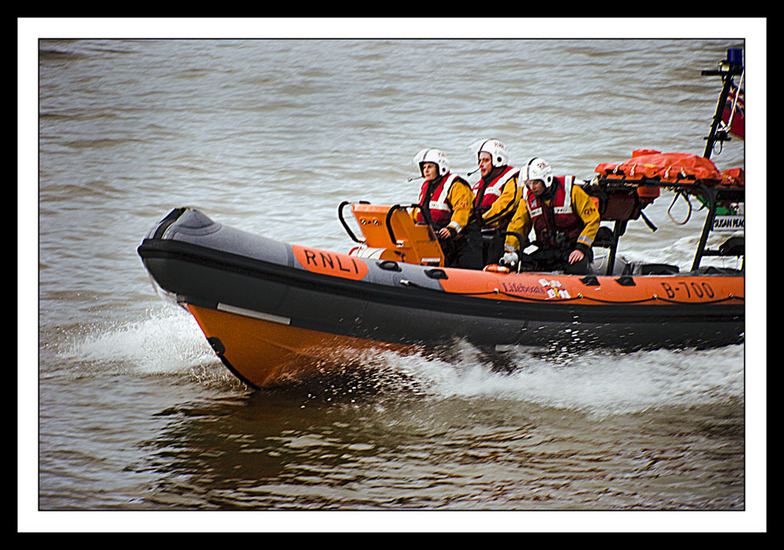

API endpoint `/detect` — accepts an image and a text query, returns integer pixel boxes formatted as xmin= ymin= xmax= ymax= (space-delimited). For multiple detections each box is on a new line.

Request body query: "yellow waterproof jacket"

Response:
xmin=480 ymin=174 xmax=520 ymax=228
xmin=504 ymin=178 xmax=600 ymax=252
xmin=411 ymin=177 xmax=476 ymax=234
xmin=473 ymin=168 xmax=521 ymax=229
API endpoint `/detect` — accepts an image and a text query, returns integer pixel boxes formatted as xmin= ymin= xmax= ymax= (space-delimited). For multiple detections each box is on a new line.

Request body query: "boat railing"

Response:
xmin=338 ymin=200 xmax=366 ymax=244
xmin=587 ymin=175 xmax=743 ymax=273
xmin=340 ymin=201 xmax=446 ymax=266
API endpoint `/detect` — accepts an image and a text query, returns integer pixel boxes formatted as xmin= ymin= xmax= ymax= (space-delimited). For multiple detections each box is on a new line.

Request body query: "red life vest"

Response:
xmin=472 ymin=166 xmax=519 ymax=227
xmin=416 ymin=173 xmax=460 ymax=227
xmin=526 ymin=176 xmax=584 ymax=248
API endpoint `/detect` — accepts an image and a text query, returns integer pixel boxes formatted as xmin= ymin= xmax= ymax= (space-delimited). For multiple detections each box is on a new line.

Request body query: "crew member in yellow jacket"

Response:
xmin=470 ymin=139 xmax=521 ymax=265
xmin=410 ymin=148 xmax=483 ymax=269
xmin=501 ymin=157 xmax=600 ymax=275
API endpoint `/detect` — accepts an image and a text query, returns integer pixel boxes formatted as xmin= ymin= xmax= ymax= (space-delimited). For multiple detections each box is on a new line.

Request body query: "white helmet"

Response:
xmin=474 ymin=139 xmax=509 ymax=168
xmin=523 ymin=157 xmax=553 ymax=188
xmin=413 ymin=148 xmax=450 ymax=177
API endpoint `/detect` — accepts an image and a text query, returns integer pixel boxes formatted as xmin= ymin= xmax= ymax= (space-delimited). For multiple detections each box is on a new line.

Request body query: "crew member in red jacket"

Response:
xmin=501 ymin=157 xmax=600 ymax=274
xmin=411 ymin=148 xmax=482 ymax=269
xmin=470 ymin=139 xmax=521 ymax=265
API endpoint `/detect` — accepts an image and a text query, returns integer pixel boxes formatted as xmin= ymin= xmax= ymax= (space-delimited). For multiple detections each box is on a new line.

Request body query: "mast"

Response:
xmin=692 ymin=47 xmax=745 ymax=271
xmin=702 ymin=47 xmax=744 ymax=160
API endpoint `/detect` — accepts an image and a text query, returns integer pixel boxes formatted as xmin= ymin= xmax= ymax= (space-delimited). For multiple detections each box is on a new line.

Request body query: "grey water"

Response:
xmin=27 ymin=34 xmax=762 ymax=531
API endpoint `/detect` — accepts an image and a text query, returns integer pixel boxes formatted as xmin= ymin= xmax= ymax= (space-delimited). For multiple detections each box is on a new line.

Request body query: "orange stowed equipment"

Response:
xmin=720 ymin=167 xmax=744 ymax=188
xmin=595 ymin=149 xmax=724 ymax=185
xmin=348 ymin=203 xmax=445 ymax=266
xmin=591 ymin=149 xmax=748 ymax=223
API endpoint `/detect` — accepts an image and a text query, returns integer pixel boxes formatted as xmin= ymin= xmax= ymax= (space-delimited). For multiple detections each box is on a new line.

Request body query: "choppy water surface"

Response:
xmin=27 ymin=32 xmax=764 ymax=531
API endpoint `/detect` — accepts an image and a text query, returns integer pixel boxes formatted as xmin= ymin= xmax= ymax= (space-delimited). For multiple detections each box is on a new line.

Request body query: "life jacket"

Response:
xmin=472 ymin=166 xmax=519 ymax=226
xmin=526 ymin=175 xmax=584 ymax=249
xmin=416 ymin=173 xmax=459 ymax=227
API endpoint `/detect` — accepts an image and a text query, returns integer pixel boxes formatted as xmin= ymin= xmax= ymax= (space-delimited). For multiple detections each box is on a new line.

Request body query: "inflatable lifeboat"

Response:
xmin=138 ymin=174 xmax=743 ymax=389
xmin=137 ymin=49 xmax=745 ymax=389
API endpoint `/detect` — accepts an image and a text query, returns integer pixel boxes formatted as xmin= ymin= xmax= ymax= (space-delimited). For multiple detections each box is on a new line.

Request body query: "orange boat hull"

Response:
xmin=138 ymin=208 xmax=744 ymax=389
xmin=187 ymin=304 xmax=413 ymax=388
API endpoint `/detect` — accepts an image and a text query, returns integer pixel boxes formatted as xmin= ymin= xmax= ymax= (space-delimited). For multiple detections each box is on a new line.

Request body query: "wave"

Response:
xmin=54 ymin=304 xmax=218 ymax=376
xmin=363 ymin=340 xmax=745 ymax=417
xmin=53 ymin=301 xmax=744 ymax=418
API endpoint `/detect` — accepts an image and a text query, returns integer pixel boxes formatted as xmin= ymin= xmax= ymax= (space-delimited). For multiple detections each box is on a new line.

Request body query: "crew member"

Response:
xmin=470 ymin=139 xmax=521 ymax=265
xmin=411 ymin=148 xmax=482 ymax=269
xmin=501 ymin=157 xmax=600 ymax=275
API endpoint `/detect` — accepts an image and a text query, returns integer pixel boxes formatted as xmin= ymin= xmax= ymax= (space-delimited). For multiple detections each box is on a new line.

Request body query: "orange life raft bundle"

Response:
xmin=597 ymin=150 xmax=727 ymax=184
